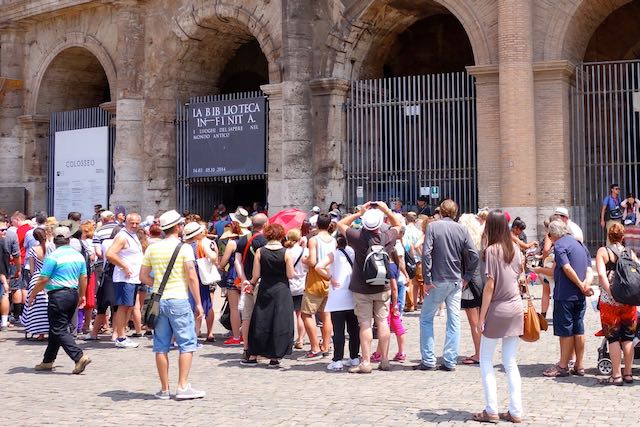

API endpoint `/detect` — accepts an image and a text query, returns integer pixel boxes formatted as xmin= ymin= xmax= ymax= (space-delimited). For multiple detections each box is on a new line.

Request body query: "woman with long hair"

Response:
xmin=21 ymin=228 xmax=54 ymax=340
xmin=244 ymin=224 xmax=295 ymax=368
xmin=218 ymin=221 xmax=243 ymax=345
xmin=284 ymin=228 xmax=308 ymax=349
xmin=473 ymin=210 xmax=523 ymax=423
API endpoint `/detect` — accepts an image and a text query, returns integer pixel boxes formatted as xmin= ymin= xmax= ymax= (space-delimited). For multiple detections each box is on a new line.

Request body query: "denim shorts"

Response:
xmin=113 ymin=281 xmax=137 ymax=307
xmin=553 ymin=299 xmax=586 ymax=337
xmin=152 ymin=298 xmax=198 ymax=354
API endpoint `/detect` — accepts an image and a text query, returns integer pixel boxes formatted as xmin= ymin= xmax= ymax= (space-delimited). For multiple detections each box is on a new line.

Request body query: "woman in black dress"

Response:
xmin=245 ymin=223 xmax=295 ymax=368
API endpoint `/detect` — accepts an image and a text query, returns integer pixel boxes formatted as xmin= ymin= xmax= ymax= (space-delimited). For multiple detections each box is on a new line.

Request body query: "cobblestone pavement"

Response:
xmin=1 ymin=286 xmax=638 ymax=426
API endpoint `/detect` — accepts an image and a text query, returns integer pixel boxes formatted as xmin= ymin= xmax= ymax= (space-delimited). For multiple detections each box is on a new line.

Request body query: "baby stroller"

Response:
xmin=595 ymin=313 xmax=640 ymax=375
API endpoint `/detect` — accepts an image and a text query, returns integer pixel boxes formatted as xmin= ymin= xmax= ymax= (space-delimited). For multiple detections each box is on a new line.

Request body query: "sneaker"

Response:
xmin=35 ymin=362 xmax=54 ymax=371
xmin=349 ymin=357 xmax=360 ymax=367
xmin=175 ymin=383 xmax=206 ymax=400
xmin=115 ymin=337 xmax=139 ymax=348
xmin=72 ymin=355 xmax=91 ymax=374
xmin=0 ymin=325 xmax=7 ymax=332
xmin=144 ymin=330 xmax=153 ymax=337
xmin=297 ymin=351 xmax=323 ymax=361
xmin=327 ymin=360 xmax=344 ymax=371
xmin=155 ymin=390 xmax=171 ymax=400
xmin=223 ymin=337 xmax=243 ymax=346
xmin=412 ymin=363 xmax=436 ymax=371
xmin=393 ymin=353 xmax=406 ymax=362
xmin=80 ymin=334 xmax=98 ymax=341
xmin=370 ymin=352 xmax=381 ymax=363
xmin=196 ymin=342 xmax=203 ymax=349
xmin=349 ymin=363 xmax=373 ymax=374
xmin=438 ymin=364 xmax=456 ymax=372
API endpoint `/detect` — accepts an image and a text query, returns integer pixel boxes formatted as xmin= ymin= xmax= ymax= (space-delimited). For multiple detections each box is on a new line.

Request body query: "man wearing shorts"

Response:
xmin=337 ymin=201 xmax=401 ymax=373
xmin=236 ymin=213 xmax=267 ymax=364
xmin=140 ymin=210 xmax=205 ymax=400
xmin=543 ymin=220 xmax=594 ymax=377
xmin=106 ymin=213 xmax=143 ymax=348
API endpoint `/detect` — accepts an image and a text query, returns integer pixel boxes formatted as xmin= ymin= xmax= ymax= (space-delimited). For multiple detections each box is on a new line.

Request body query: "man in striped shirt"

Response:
xmin=28 ymin=226 xmax=91 ymax=374
xmin=93 ymin=210 xmax=118 ymax=258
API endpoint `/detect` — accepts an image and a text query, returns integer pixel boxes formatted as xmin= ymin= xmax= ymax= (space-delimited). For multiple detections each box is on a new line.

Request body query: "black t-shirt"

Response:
xmin=235 ymin=232 xmax=267 ymax=280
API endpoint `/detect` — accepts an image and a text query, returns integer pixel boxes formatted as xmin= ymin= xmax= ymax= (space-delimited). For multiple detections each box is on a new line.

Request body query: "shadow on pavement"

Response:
xmin=417 ymin=408 xmax=474 ymax=422
xmin=99 ymin=390 xmax=155 ymax=401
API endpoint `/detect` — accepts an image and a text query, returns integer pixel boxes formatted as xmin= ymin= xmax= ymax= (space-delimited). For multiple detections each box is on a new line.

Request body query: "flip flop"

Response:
xmin=623 ymin=374 xmax=634 ymax=384
xmin=462 ymin=357 xmax=480 ymax=365
xmin=598 ymin=376 xmax=623 ymax=386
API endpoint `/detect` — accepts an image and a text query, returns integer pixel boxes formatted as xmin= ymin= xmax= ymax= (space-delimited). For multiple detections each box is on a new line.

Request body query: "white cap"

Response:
xmin=311 ymin=206 xmax=320 ymax=214
xmin=362 ymin=209 xmax=384 ymax=231
xmin=554 ymin=207 xmax=569 ymax=218
xmin=53 ymin=226 xmax=71 ymax=239
xmin=100 ymin=210 xmax=114 ymax=219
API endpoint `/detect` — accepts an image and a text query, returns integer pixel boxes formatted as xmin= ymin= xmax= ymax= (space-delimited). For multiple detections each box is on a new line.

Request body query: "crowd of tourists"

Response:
xmin=0 ymin=193 xmax=639 ymax=422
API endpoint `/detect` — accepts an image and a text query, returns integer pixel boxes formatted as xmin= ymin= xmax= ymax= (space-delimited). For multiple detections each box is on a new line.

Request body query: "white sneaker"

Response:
xmin=115 ymin=338 xmax=139 ymax=348
xmin=326 ymin=360 xmax=343 ymax=371
xmin=155 ymin=390 xmax=171 ymax=400
xmin=175 ymin=383 xmax=206 ymax=400
xmin=349 ymin=357 xmax=360 ymax=367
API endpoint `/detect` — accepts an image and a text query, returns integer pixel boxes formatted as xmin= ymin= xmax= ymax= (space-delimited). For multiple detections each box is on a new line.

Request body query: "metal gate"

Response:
xmin=345 ymin=72 xmax=477 ymax=212
xmin=48 ymin=107 xmax=115 ymax=214
xmin=175 ymin=91 xmax=265 ymax=218
xmin=571 ymin=60 xmax=640 ymax=250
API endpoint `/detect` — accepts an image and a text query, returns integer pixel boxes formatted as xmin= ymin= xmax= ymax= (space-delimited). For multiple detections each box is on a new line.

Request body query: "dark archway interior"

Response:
xmin=584 ymin=0 xmax=640 ymax=61
xmin=37 ymin=47 xmax=110 ymax=114
xmin=383 ymin=14 xmax=475 ymax=77
xmin=219 ymin=40 xmax=269 ymax=94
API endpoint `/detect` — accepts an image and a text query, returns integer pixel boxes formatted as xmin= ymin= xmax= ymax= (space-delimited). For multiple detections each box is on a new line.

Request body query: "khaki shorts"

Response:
xmin=241 ymin=284 xmax=259 ymax=321
xmin=353 ymin=290 xmax=391 ymax=325
xmin=300 ymin=292 xmax=327 ymax=315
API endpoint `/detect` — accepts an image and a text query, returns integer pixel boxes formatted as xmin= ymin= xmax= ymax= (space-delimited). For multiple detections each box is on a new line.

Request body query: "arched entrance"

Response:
xmin=33 ymin=46 xmax=114 ymax=219
xmin=174 ymin=24 xmax=271 ymax=218
xmin=345 ymin=5 xmax=477 ymax=212
xmin=571 ymin=0 xmax=640 ymax=248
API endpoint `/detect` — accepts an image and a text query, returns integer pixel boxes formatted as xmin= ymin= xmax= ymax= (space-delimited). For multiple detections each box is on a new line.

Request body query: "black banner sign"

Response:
xmin=187 ymin=97 xmax=266 ymax=177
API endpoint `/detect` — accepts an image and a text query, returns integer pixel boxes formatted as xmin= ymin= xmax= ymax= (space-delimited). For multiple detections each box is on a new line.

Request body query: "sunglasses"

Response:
xmin=0 ymin=229 xmax=6 ymax=232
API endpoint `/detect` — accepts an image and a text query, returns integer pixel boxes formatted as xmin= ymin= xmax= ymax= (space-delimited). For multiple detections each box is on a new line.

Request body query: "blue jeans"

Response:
xmin=397 ymin=278 xmax=406 ymax=315
xmin=152 ymin=299 xmax=198 ymax=354
xmin=419 ymin=281 xmax=462 ymax=368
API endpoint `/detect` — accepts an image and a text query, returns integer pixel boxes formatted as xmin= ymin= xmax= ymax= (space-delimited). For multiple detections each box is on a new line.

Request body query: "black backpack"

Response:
xmin=611 ymin=248 xmax=640 ymax=306
xmin=363 ymin=233 xmax=391 ymax=286
xmin=404 ymin=247 xmax=417 ymax=279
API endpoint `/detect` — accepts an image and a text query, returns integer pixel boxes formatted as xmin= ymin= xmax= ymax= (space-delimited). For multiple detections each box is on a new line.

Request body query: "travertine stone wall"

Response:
xmin=0 ymin=0 xmax=637 ymax=235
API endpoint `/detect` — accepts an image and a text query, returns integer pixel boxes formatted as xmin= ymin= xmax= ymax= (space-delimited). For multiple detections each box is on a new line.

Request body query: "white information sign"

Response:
xmin=53 ymin=127 xmax=109 ymax=221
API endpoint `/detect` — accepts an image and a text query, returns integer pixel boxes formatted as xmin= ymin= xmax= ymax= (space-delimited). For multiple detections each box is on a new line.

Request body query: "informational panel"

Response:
xmin=53 ymin=126 xmax=109 ymax=221
xmin=187 ymin=96 xmax=266 ymax=178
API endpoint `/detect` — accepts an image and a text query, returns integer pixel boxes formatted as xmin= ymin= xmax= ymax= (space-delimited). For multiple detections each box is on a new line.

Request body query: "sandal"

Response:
xmin=569 ymin=367 xmax=585 ymax=376
xmin=462 ymin=356 xmax=480 ymax=365
xmin=499 ymin=412 xmax=522 ymax=423
xmin=623 ymin=374 xmax=634 ymax=384
xmin=598 ymin=376 xmax=623 ymax=386
xmin=543 ymin=364 xmax=570 ymax=377
xmin=472 ymin=410 xmax=499 ymax=423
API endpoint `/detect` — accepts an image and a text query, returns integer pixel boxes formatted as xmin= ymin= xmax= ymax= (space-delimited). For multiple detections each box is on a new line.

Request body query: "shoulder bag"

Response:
xmin=196 ymin=240 xmax=221 ymax=287
xmin=520 ymin=280 xmax=544 ymax=342
xmin=143 ymin=243 xmax=184 ymax=328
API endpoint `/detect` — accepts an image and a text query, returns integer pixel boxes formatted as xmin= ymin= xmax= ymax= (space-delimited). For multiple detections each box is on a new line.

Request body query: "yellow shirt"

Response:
xmin=141 ymin=238 xmax=195 ymax=300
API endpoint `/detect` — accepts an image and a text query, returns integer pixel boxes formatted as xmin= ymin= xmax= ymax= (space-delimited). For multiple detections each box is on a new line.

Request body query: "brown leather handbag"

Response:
xmin=520 ymin=281 xmax=542 ymax=342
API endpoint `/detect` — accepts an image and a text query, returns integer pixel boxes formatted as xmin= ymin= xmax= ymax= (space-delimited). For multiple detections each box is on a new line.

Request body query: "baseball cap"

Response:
xmin=311 ymin=206 xmax=320 ymax=214
xmin=53 ymin=226 xmax=71 ymax=239
xmin=362 ymin=209 xmax=384 ymax=231
xmin=554 ymin=207 xmax=569 ymax=218
xmin=100 ymin=210 xmax=114 ymax=219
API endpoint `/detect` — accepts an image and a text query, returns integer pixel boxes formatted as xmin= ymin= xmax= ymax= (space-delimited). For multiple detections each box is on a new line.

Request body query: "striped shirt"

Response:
xmin=93 ymin=222 xmax=119 ymax=247
xmin=40 ymin=245 xmax=87 ymax=292
xmin=141 ymin=237 xmax=195 ymax=300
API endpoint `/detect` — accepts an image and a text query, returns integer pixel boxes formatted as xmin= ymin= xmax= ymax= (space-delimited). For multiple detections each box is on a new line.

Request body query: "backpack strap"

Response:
xmin=242 ymin=232 xmax=261 ymax=263
xmin=293 ymin=248 xmax=304 ymax=268
xmin=339 ymin=248 xmax=353 ymax=267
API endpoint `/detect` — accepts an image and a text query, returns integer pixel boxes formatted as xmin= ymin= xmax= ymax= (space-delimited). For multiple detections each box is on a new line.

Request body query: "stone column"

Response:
xmin=261 ymin=83 xmax=285 ymax=212
xmin=17 ymin=114 xmax=49 ymax=213
xmin=0 ymin=24 xmax=28 ymax=207
xmin=278 ymin=0 xmax=314 ymax=211
xmin=110 ymin=0 xmax=146 ymax=214
xmin=466 ymin=65 xmax=500 ymax=209
xmin=498 ymin=0 xmax=538 ymax=238
xmin=309 ymin=78 xmax=350 ymax=208
xmin=533 ymin=60 xmax=575 ymax=225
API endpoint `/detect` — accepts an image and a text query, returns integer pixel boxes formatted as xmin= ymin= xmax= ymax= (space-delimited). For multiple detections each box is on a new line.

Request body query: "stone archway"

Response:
xmin=327 ymin=0 xmax=491 ymax=81
xmin=28 ymin=33 xmax=116 ymax=116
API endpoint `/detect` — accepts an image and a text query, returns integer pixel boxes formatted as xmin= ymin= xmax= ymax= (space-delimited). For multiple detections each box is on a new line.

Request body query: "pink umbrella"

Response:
xmin=269 ymin=208 xmax=308 ymax=232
